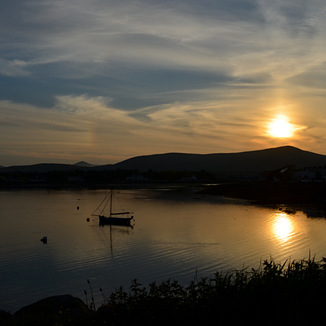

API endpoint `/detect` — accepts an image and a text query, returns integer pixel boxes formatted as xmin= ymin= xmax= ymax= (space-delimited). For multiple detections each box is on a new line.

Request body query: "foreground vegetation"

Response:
xmin=98 ymin=257 xmax=326 ymax=325
xmin=4 ymin=256 xmax=326 ymax=325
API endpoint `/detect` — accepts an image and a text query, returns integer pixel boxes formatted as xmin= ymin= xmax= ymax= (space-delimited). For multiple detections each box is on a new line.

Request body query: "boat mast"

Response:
xmin=110 ymin=190 xmax=113 ymax=217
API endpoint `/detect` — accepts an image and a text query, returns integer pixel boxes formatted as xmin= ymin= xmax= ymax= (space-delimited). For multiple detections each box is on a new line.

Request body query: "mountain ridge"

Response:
xmin=74 ymin=161 xmax=97 ymax=168
xmin=1 ymin=146 xmax=326 ymax=177
xmin=112 ymin=146 xmax=326 ymax=177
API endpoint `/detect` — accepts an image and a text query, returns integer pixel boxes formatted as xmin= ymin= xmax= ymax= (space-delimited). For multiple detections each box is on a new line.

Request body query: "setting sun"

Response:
xmin=267 ymin=116 xmax=294 ymax=138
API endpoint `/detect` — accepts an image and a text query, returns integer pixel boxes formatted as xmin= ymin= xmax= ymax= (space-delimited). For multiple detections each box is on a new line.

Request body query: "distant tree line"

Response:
xmin=0 ymin=168 xmax=216 ymax=188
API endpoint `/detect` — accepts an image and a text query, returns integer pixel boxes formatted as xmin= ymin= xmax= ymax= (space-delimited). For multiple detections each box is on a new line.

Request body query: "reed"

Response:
xmin=7 ymin=256 xmax=326 ymax=325
xmin=86 ymin=279 xmax=96 ymax=311
xmin=97 ymin=256 xmax=326 ymax=325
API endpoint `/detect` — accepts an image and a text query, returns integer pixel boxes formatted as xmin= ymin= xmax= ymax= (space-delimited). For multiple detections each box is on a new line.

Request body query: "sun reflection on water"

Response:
xmin=272 ymin=212 xmax=294 ymax=244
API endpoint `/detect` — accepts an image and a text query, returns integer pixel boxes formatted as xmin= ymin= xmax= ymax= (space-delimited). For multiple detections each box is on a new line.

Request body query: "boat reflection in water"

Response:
xmin=3 ymin=189 xmax=326 ymax=313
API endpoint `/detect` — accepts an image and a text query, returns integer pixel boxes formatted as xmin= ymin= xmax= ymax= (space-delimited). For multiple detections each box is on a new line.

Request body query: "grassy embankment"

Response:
xmin=4 ymin=256 xmax=326 ymax=325
xmin=95 ymin=256 xmax=326 ymax=325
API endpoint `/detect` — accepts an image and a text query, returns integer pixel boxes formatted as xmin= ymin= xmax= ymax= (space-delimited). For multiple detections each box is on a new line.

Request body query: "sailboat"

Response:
xmin=92 ymin=190 xmax=134 ymax=227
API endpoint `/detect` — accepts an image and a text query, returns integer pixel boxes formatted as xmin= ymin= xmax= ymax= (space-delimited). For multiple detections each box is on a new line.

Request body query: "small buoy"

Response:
xmin=40 ymin=236 xmax=47 ymax=244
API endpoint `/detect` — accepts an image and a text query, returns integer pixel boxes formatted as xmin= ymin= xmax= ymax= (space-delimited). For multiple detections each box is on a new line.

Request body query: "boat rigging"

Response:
xmin=91 ymin=190 xmax=135 ymax=227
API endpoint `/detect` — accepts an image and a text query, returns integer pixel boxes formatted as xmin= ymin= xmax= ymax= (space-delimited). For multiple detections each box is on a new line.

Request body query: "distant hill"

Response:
xmin=0 ymin=163 xmax=88 ymax=173
xmin=74 ymin=161 xmax=96 ymax=167
xmin=111 ymin=146 xmax=326 ymax=177
xmin=1 ymin=146 xmax=326 ymax=177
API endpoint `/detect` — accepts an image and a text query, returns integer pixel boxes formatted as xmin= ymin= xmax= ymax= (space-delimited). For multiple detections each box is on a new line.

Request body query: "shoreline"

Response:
xmin=199 ymin=181 xmax=326 ymax=209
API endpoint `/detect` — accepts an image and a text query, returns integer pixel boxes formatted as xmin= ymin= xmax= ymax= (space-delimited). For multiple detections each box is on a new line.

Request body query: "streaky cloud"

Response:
xmin=0 ymin=0 xmax=326 ymax=164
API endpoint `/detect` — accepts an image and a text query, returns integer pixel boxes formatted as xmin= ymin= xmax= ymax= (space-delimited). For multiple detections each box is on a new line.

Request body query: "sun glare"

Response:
xmin=267 ymin=116 xmax=294 ymax=138
xmin=272 ymin=212 xmax=294 ymax=244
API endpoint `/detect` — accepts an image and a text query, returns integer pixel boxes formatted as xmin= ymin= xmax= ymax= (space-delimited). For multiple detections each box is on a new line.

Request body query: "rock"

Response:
xmin=13 ymin=294 xmax=94 ymax=325
xmin=0 ymin=310 xmax=12 ymax=326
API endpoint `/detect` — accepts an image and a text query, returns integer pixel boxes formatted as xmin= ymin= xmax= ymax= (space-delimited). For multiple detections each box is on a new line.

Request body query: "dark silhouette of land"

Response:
xmin=2 ymin=145 xmax=326 ymax=176
xmin=1 ymin=145 xmax=326 ymax=208
xmin=112 ymin=145 xmax=326 ymax=177
xmin=2 ymin=257 xmax=326 ymax=325
xmin=200 ymin=182 xmax=326 ymax=208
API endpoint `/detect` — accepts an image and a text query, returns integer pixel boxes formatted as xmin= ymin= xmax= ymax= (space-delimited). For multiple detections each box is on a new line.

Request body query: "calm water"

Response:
xmin=1 ymin=187 xmax=326 ymax=312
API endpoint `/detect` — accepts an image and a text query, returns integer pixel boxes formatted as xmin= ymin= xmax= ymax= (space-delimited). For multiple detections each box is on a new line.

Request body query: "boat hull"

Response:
xmin=99 ymin=215 xmax=133 ymax=226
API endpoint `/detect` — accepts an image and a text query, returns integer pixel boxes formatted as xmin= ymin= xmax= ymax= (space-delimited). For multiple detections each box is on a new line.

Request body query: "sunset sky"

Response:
xmin=1 ymin=0 xmax=326 ymax=166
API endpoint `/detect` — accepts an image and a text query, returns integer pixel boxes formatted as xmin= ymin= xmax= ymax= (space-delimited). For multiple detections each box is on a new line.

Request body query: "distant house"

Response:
xmin=68 ymin=176 xmax=84 ymax=183
xmin=177 ymin=175 xmax=198 ymax=183
xmin=126 ymin=175 xmax=148 ymax=182
xmin=262 ymin=167 xmax=292 ymax=183
xmin=294 ymin=167 xmax=326 ymax=182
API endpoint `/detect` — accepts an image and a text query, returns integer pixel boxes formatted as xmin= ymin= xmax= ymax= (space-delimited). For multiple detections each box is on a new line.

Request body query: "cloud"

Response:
xmin=0 ymin=93 xmax=261 ymax=164
xmin=1 ymin=0 xmax=326 ymax=164
xmin=0 ymin=83 xmax=323 ymax=166
xmin=2 ymin=0 xmax=325 ymax=84
xmin=0 ymin=58 xmax=30 ymax=77
xmin=0 ymin=97 xmax=135 ymax=164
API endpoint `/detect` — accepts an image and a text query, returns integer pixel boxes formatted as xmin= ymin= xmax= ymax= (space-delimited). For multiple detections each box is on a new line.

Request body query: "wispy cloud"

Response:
xmin=0 ymin=58 xmax=30 ymax=77
xmin=0 ymin=88 xmax=312 ymax=165
xmin=0 ymin=0 xmax=326 ymax=164
xmin=3 ymin=0 xmax=323 ymax=73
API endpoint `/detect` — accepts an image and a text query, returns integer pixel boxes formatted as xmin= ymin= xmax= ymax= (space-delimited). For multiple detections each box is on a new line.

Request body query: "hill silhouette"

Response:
xmin=74 ymin=161 xmax=97 ymax=167
xmin=112 ymin=146 xmax=326 ymax=177
xmin=1 ymin=146 xmax=326 ymax=177
xmin=0 ymin=163 xmax=89 ymax=173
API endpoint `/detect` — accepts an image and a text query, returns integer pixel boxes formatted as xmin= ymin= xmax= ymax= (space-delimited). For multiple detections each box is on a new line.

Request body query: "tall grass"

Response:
xmin=96 ymin=256 xmax=326 ymax=325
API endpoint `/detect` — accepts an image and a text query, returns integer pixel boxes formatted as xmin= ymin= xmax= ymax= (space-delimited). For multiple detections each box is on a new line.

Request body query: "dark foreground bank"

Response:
xmin=1 ymin=257 xmax=326 ymax=326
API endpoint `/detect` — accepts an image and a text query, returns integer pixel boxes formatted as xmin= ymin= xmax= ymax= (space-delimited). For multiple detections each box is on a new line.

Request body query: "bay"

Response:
xmin=1 ymin=187 xmax=326 ymax=313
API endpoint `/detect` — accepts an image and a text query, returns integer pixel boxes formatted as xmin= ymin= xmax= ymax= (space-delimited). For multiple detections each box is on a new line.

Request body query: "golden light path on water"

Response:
xmin=2 ymin=189 xmax=326 ymax=314
xmin=272 ymin=212 xmax=295 ymax=244
xmin=269 ymin=208 xmax=311 ymax=257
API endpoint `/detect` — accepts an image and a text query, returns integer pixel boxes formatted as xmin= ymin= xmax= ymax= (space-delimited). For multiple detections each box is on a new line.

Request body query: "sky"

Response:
xmin=1 ymin=0 xmax=326 ymax=166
